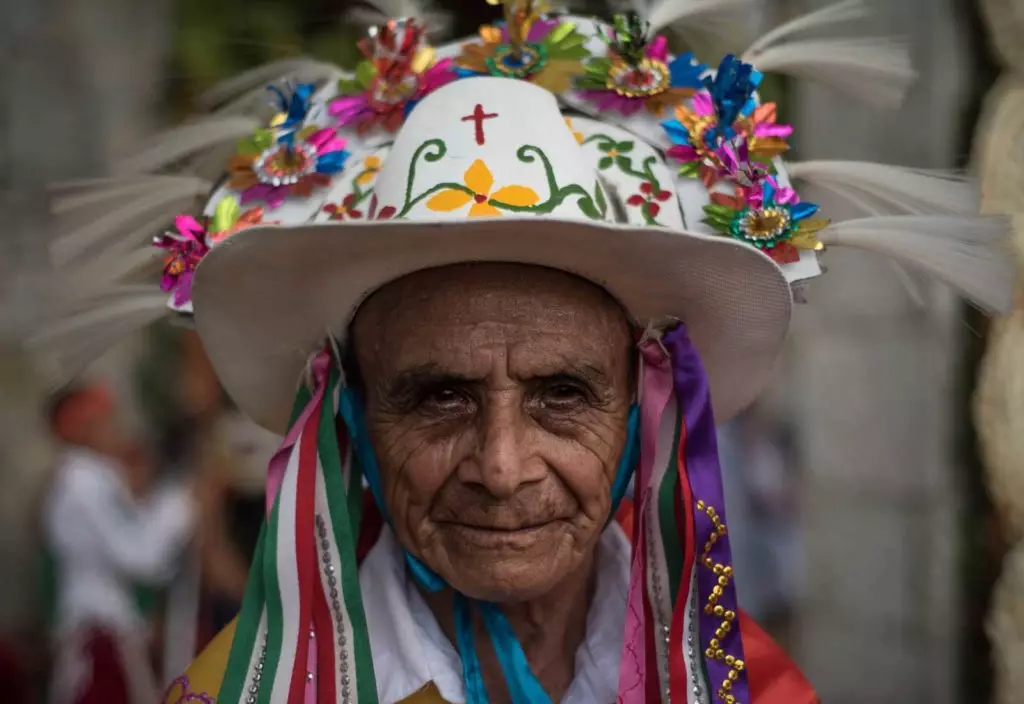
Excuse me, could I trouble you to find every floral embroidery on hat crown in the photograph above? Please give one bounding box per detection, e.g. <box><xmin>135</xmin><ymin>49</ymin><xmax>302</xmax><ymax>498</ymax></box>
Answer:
<box><xmin>577</xmin><ymin>12</ymin><xmax>707</xmax><ymax>117</ymax></box>
<box><xmin>455</xmin><ymin>0</ymin><xmax>591</xmax><ymax>93</ymax></box>
<box><xmin>393</xmin><ymin>138</ymin><xmax>607</xmax><ymax>221</ymax></box>
<box><xmin>228</xmin><ymin>83</ymin><xmax>350</xmax><ymax>208</ymax></box>
<box><xmin>323</xmin><ymin>153</ymin><xmax>388</xmax><ymax>221</ymax></box>
<box><xmin>329</xmin><ymin>18</ymin><xmax>458</xmax><ymax>134</ymax></box>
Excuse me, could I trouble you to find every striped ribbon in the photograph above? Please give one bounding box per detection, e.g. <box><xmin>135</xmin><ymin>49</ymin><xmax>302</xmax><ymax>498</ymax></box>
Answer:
<box><xmin>219</xmin><ymin>349</ymin><xmax>378</xmax><ymax>704</ymax></box>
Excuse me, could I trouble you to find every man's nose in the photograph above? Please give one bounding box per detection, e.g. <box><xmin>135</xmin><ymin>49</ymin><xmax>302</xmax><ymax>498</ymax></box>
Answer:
<box><xmin>458</xmin><ymin>390</ymin><xmax>545</xmax><ymax>499</ymax></box>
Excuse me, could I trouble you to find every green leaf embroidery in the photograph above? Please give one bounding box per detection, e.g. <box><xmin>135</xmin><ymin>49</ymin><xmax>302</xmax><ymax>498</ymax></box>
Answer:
<box><xmin>578</xmin><ymin>197</ymin><xmax>600</xmax><ymax>220</ymax></box>
<box><xmin>615</xmin><ymin>141</ymin><xmax>635</xmax><ymax>154</ymax></box>
<box><xmin>593</xmin><ymin>180</ymin><xmax>607</xmax><ymax>218</ymax></box>
<box><xmin>598</xmin><ymin>156</ymin><xmax>614</xmax><ymax>170</ymax></box>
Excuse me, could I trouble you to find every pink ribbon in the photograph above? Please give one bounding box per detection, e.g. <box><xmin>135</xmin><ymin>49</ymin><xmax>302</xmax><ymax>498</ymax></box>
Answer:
<box><xmin>265</xmin><ymin>350</ymin><xmax>332</xmax><ymax>516</ymax></box>
<box><xmin>617</xmin><ymin>338</ymin><xmax>675</xmax><ymax>703</ymax></box>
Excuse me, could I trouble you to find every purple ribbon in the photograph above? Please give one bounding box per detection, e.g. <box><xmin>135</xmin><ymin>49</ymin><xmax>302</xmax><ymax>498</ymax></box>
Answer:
<box><xmin>663</xmin><ymin>324</ymin><xmax>750</xmax><ymax>703</ymax></box>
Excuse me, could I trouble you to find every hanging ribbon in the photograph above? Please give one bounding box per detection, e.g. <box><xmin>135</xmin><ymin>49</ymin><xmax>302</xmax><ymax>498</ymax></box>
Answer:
<box><xmin>617</xmin><ymin>335</ymin><xmax>675</xmax><ymax>704</ymax></box>
<box><xmin>220</xmin><ymin>348</ymin><xmax>378</xmax><ymax>704</ymax></box>
<box><xmin>664</xmin><ymin>325</ymin><xmax>750</xmax><ymax>704</ymax></box>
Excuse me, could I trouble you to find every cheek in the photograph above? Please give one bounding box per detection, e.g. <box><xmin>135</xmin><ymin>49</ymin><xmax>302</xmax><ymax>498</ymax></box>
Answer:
<box><xmin>372</xmin><ymin>426</ymin><xmax>461</xmax><ymax>539</ymax></box>
<box><xmin>543</xmin><ymin>418</ymin><xmax>628</xmax><ymax>522</ymax></box>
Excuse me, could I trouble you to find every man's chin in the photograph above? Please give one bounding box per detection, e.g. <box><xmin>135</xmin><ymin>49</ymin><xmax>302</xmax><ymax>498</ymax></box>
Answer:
<box><xmin>447</xmin><ymin>565</ymin><xmax>567</xmax><ymax>603</ymax></box>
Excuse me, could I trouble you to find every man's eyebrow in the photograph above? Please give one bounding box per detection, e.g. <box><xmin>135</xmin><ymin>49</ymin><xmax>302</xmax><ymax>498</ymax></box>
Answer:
<box><xmin>380</xmin><ymin>362</ymin><xmax>615</xmax><ymax>394</ymax></box>
<box><xmin>380</xmin><ymin>364</ymin><xmax>479</xmax><ymax>396</ymax></box>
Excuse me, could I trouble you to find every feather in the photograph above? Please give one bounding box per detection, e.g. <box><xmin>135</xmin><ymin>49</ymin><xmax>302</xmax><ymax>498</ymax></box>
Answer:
<box><xmin>68</xmin><ymin>247</ymin><xmax>163</xmax><ymax>292</ymax></box>
<box><xmin>744</xmin><ymin>0</ymin><xmax>867</xmax><ymax>57</ymax></box>
<box><xmin>203</xmin><ymin>62</ymin><xmax>347</xmax><ymax>117</ymax></box>
<box><xmin>50</xmin><ymin>179</ymin><xmax>207</xmax><ymax>267</ymax></box>
<box><xmin>745</xmin><ymin>37</ymin><xmax>914</xmax><ymax>108</ymax></box>
<box><xmin>345</xmin><ymin>0</ymin><xmax>452</xmax><ymax>37</ymax></box>
<box><xmin>819</xmin><ymin>216</ymin><xmax>1015</xmax><ymax>314</ymax></box>
<box><xmin>742</xmin><ymin>0</ymin><xmax>915</xmax><ymax>108</ymax></box>
<box><xmin>112</xmin><ymin>116</ymin><xmax>261</xmax><ymax>175</ymax></box>
<box><xmin>787</xmin><ymin>161</ymin><xmax>979</xmax><ymax>216</ymax></box>
<box><xmin>51</xmin><ymin>175</ymin><xmax>211</xmax><ymax>215</ymax></box>
<box><xmin>28</xmin><ymin>295</ymin><xmax>170</xmax><ymax>392</ymax></box>
<box><xmin>619</xmin><ymin>0</ymin><xmax>763</xmax><ymax>49</ymax></box>
<box><xmin>197</xmin><ymin>59</ymin><xmax>339</xmax><ymax>111</ymax></box>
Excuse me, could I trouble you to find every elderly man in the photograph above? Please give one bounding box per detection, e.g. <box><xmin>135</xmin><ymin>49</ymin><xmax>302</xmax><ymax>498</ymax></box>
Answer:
<box><xmin>157</xmin><ymin>67</ymin><xmax>828</xmax><ymax>703</ymax></box>
<box><xmin>49</xmin><ymin>5</ymin><xmax>1008</xmax><ymax>703</ymax></box>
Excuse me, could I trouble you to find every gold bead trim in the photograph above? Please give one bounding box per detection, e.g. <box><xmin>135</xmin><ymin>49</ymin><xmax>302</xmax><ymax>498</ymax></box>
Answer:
<box><xmin>696</xmin><ymin>499</ymin><xmax>744</xmax><ymax>703</ymax></box>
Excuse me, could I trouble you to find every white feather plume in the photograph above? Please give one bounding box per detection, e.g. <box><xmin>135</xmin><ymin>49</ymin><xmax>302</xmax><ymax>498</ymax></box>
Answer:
<box><xmin>204</xmin><ymin>62</ymin><xmax>348</xmax><ymax>118</ymax></box>
<box><xmin>112</xmin><ymin>116</ymin><xmax>260</xmax><ymax>175</ymax></box>
<box><xmin>27</xmin><ymin>292</ymin><xmax>171</xmax><ymax>392</ymax></box>
<box><xmin>617</xmin><ymin>0</ymin><xmax>763</xmax><ymax>50</ymax></box>
<box><xmin>196</xmin><ymin>59</ymin><xmax>344</xmax><ymax>112</ymax></box>
<box><xmin>50</xmin><ymin>176</ymin><xmax>209</xmax><ymax>268</ymax></box>
<box><xmin>819</xmin><ymin>216</ymin><xmax>1015</xmax><ymax>314</ymax></box>
<box><xmin>787</xmin><ymin>161</ymin><xmax>980</xmax><ymax>216</ymax></box>
<box><xmin>744</xmin><ymin>0</ymin><xmax>867</xmax><ymax>57</ymax></box>
<box><xmin>345</xmin><ymin>0</ymin><xmax>452</xmax><ymax>38</ymax></box>
<box><xmin>742</xmin><ymin>0</ymin><xmax>916</xmax><ymax>108</ymax></box>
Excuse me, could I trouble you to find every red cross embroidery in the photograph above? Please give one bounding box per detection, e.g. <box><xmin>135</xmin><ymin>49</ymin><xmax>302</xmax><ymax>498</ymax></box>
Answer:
<box><xmin>461</xmin><ymin>104</ymin><xmax>499</xmax><ymax>146</ymax></box>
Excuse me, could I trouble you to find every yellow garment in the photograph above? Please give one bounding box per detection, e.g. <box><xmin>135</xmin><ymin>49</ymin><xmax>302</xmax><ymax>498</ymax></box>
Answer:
<box><xmin>163</xmin><ymin>619</ymin><xmax>450</xmax><ymax>703</ymax></box>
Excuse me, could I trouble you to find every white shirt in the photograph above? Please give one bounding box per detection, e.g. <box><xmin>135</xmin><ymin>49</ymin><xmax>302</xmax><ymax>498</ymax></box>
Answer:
<box><xmin>359</xmin><ymin>524</ymin><xmax>631</xmax><ymax>704</ymax></box>
<box><xmin>43</xmin><ymin>447</ymin><xmax>196</xmax><ymax>635</ymax></box>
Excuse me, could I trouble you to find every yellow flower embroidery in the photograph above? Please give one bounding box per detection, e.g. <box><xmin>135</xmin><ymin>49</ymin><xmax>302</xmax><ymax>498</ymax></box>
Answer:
<box><xmin>356</xmin><ymin>155</ymin><xmax>382</xmax><ymax>185</ymax></box>
<box><xmin>426</xmin><ymin>159</ymin><xmax>540</xmax><ymax>217</ymax></box>
<box><xmin>564</xmin><ymin>118</ymin><xmax>585</xmax><ymax>145</ymax></box>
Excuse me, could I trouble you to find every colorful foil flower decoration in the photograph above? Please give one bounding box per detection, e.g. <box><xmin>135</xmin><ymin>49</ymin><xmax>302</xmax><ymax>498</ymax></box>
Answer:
<box><xmin>703</xmin><ymin>177</ymin><xmax>828</xmax><ymax>265</ymax></box>
<box><xmin>154</xmin><ymin>215</ymin><xmax>210</xmax><ymax>308</ymax></box>
<box><xmin>577</xmin><ymin>13</ymin><xmax>707</xmax><ymax>116</ymax></box>
<box><xmin>663</xmin><ymin>55</ymin><xmax>789</xmax><ymax>182</ymax></box>
<box><xmin>207</xmin><ymin>196</ymin><xmax>275</xmax><ymax>244</ymax></box>
<box><xmin>330</xmin><ymin>18</ymin><xmax>458</xmax><ymax>134</ymax></box>
<box><xmin>228</xmin><ymin>124</ymin><xmax>349</xmax><ymax>208</ymax></box>
<box><xmin>456</xmin><ymin>1</ymin><xmax>590</xmax><ymax>94</ymax></box>
<box><xmin>267</xmin><ymin>82</ymin><xmax>317</xmax><ymax>147</ymax></box>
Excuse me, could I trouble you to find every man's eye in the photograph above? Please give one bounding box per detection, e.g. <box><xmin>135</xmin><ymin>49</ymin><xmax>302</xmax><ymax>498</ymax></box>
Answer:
<box><xmin>420</xmin><ymin>387</ymin><xmax>474</xmax><ymax>415</ymax></box>
<box><xmin>537</xmin><ymin>383</ymin><xmax>588</xmax><ymax>410</ymax></box>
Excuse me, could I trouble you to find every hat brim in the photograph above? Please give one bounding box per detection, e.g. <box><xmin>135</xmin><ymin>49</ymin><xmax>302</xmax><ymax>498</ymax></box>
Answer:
<box><xmin>192</xmin><ymin>217</ymin><xmax>792</xmax><ymax>433</ymax></box>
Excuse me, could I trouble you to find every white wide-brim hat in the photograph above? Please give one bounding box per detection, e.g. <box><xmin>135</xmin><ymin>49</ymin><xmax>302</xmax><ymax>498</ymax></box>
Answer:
<box><xmin>192</xmin><ymin>76</ymin><xmax>792</xmax><ymax>433</ymax></box>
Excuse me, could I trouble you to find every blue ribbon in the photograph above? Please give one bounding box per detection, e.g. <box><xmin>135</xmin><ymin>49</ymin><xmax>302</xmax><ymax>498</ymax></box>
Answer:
<box><xmin>340</xmin><ymin>387</ymin><xmax>640</xmax><ymax>701</ymax></box>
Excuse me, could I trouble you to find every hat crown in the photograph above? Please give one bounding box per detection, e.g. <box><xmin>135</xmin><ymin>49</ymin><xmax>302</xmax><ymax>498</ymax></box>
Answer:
<box><xmin>371</xmin><ymin>76</ymin><xmax>611</xmax><ymax>224</ymax></box>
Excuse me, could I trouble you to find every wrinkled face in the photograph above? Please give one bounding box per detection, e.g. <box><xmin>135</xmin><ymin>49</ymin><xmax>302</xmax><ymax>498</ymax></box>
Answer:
<box><xmin>352</xmin><ymin>264</ymin><xmax>633</xmax><ymax>602</ymax></box>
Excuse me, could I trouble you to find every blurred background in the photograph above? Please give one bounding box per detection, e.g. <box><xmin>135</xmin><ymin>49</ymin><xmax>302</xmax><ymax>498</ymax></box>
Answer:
<box><xmin>1</xmin><ymin>0</ymin><xmax>1022</xmax><ymax>703</ymax></box>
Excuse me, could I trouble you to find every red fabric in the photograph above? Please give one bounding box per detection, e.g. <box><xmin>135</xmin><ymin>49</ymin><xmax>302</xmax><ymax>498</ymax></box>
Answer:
<box><xmin>612</xmin><ymin>497</ymin><xmax>819</xmax><ymax>704</ymax></box>
<box><xmin>740</xmin><ymin>613</ymin><xmax>820</xmax><ymax>704</ymax></box>
<box><xmin>73</xmin><ymin>630</ymin><xmax>129</xmax><ymax>704</ymax></box>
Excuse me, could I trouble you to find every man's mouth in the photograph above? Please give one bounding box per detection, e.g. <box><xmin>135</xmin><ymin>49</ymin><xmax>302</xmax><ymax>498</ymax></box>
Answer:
<box><xmin>439</xmin><ymin>519</ymin><xmax>556</xmax><ymax>533</ymax></box>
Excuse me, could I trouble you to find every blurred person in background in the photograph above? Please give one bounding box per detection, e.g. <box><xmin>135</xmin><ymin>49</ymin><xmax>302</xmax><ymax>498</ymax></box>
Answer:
<box><xmin>718</xmin><ymin>406</ymin><xmax>803</xmax><ymax>645</ymax></box>
<box><xmin>42</xmin><ymin>382</ymin><xmax>197</xmax><ymax>704</ymax></box>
